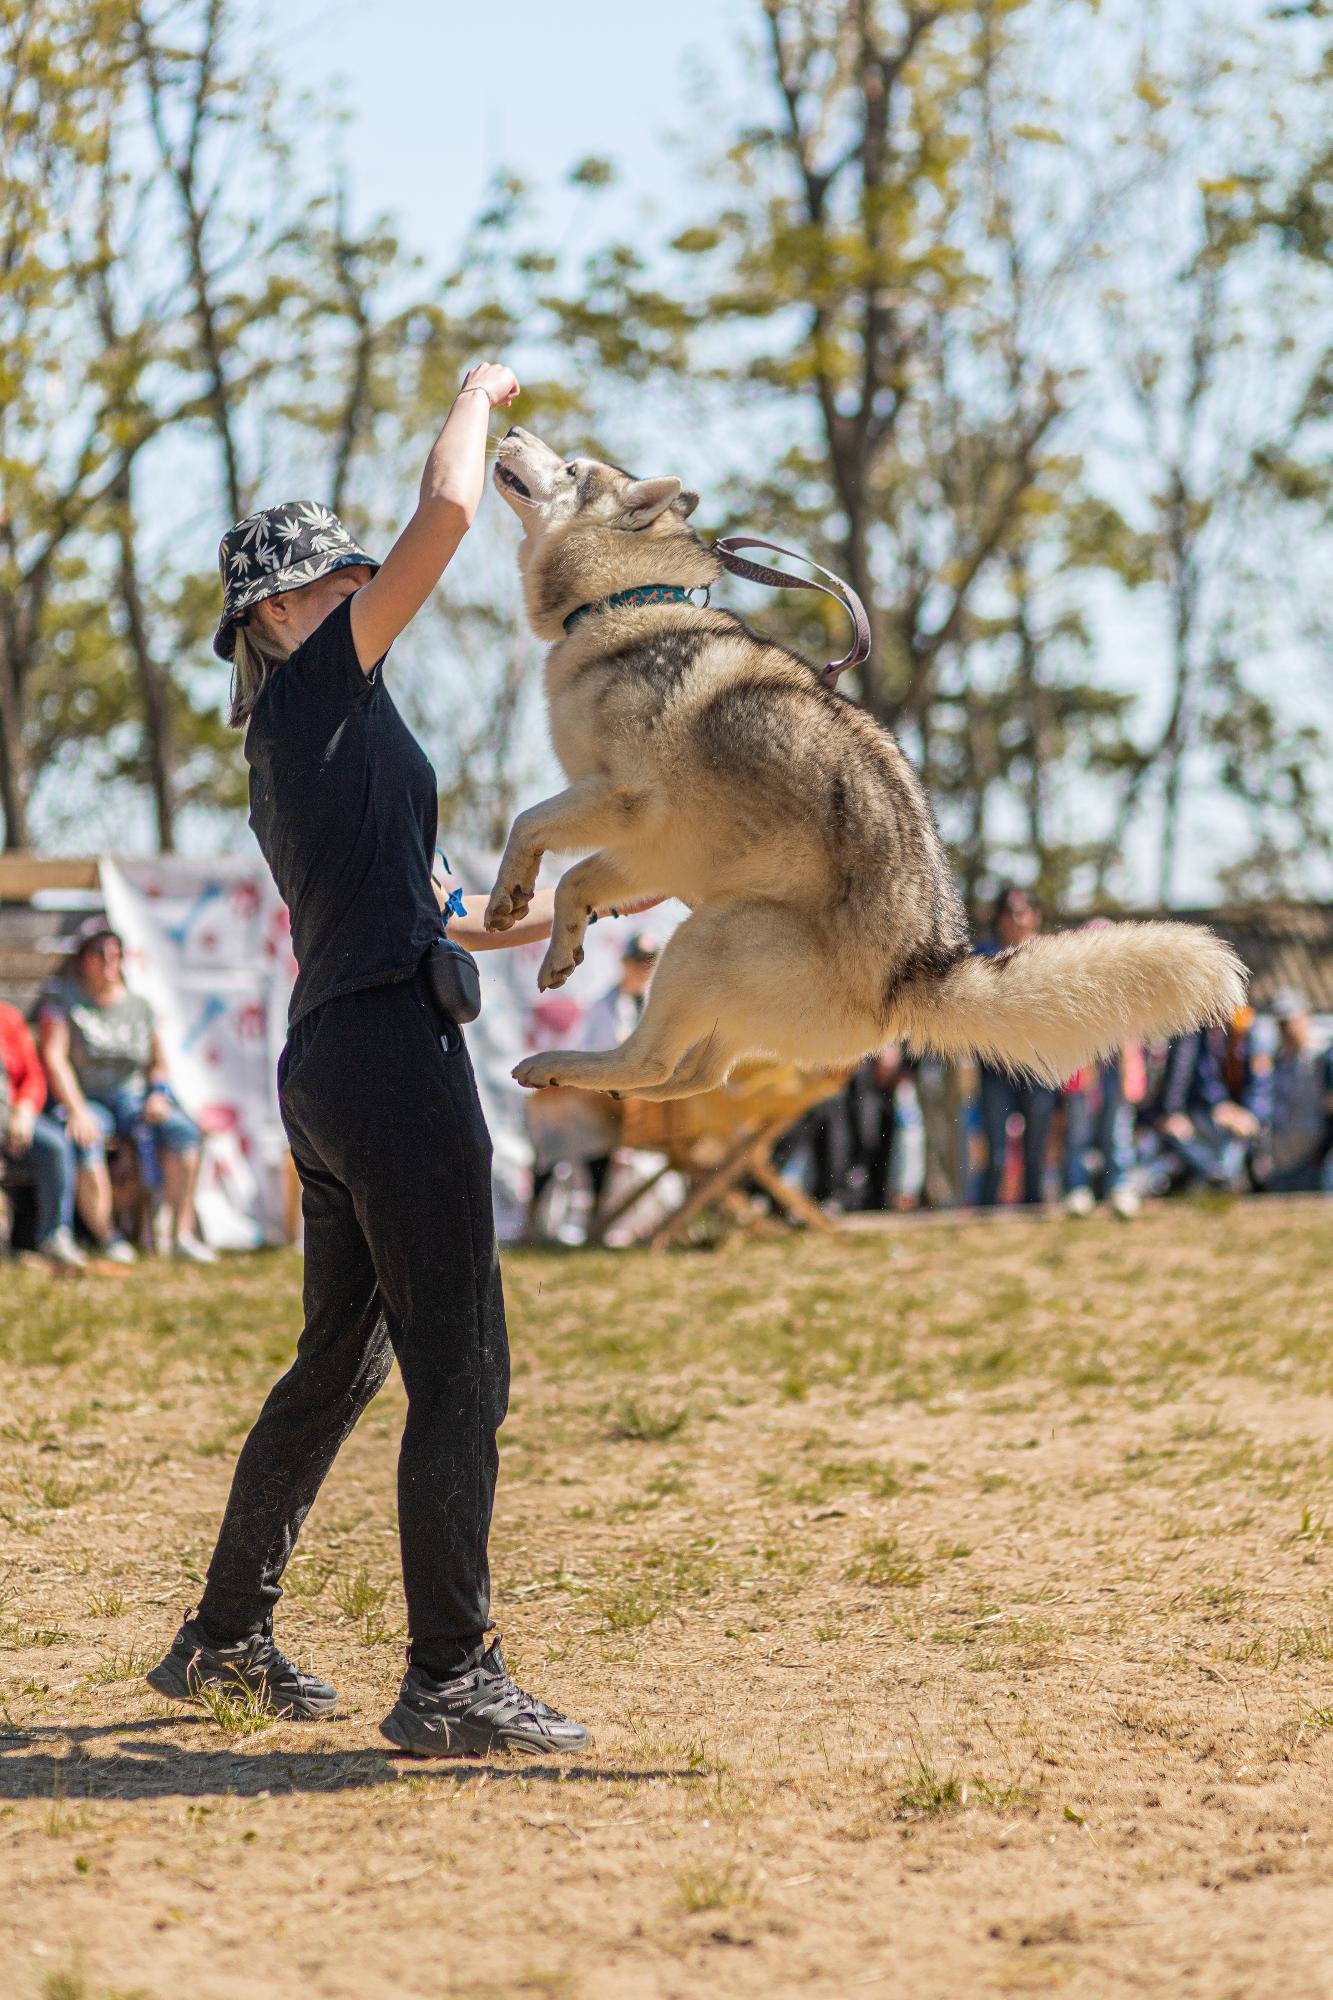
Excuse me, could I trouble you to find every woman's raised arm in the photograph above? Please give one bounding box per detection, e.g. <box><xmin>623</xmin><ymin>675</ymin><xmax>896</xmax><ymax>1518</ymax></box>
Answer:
<box><xmin>349</xmin><ymin>361</ymin><xmax>520</xmax><ymax>672</ymax></box>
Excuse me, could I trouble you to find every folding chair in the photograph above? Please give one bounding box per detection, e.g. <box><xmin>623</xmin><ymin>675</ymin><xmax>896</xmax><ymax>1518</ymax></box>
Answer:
<box><xmin>592</xmin><ymin>1062</ymin><xmax>848</xmax><ymax>1250</ymax></box>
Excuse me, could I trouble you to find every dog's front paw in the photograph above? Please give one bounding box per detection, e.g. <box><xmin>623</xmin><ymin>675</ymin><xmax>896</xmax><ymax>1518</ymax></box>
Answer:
<box><xmin>513</xmin><ymin>1052</ymin><xmax>570</xmax><ymax>1091</ymax></box>
<box><xmin>537</xmin><ymin>942</ymin><xmax>584</xmax><ymax>992</ymax></box>
<box><xmin>485</xmin><ymin>878</ymin><xmax>534</xmax><ymax>932</ymax></box>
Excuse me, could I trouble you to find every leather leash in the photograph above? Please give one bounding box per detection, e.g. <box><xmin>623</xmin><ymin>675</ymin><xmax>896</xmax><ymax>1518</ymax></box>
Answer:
<box><xmin>711</xmin><ymin>534</ymin><xmax>872</xmax><ymax>687</ymax></box>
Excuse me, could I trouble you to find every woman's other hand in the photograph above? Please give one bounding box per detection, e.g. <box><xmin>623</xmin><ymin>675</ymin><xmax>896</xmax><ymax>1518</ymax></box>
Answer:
<box><xmin>460</xmin><ymin>362</ymin><xmax>520</xmax><ymax>410</ymax></box>
<box><xmin>67</xmin><ymin>1104</ymin><xmax>101</xmax><ymax>1150</ymax></box>
<box><xmin>143</xmin><ymin>1087</ymin><xmax>172</xmax><ymax>1126</ymax></box>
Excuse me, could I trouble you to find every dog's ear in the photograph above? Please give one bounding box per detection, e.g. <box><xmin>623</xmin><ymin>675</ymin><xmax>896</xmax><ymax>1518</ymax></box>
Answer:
<box><xmin>623</xmin><ymin>476</ymin><xmax>682</xmax><ymax>529</ymax></box>
<box><xmin>674</xmin><ymin>489</ymin><xmax>700</xmax><ymax>519</ymax></box>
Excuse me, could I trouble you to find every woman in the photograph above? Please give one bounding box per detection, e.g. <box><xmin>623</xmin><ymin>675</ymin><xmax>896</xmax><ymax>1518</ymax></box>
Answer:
<box><xmin>147</xmin><ymin>362</ymin><xmax>590</xmax><ymax>1759</ymax></box>
<box><xmin>39</xmin><ymin>920</ymin><xmax>211</xmax><ymax>1263</ymax></box>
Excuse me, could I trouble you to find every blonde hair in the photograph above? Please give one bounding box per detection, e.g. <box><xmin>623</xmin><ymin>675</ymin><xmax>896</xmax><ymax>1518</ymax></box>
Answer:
<box><xmin>228</xmin><ymin>615</ymin><xmax>287</xmax><ymax>729</ymax></box>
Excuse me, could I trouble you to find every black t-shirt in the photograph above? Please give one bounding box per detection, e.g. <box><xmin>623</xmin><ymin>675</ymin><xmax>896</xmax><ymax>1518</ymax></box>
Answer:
<box><xmin>245</xmin><ymin>596</ymin><xmax>442</xmax><ymax>1025</ymax></box>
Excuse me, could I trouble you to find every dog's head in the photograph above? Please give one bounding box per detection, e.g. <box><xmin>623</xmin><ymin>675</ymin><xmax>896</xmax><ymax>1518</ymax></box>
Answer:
<box><xmin>493</xmin><ymin>427</ymin><xmax>700</xmax><ymax>541</ymax></box>
<box><xmin>493</xmin><ymin>429</ymin><xmax>713</xmax><ymax>640</ymax></box>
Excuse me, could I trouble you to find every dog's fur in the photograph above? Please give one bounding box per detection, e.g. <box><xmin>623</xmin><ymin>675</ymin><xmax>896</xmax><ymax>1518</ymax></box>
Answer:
<box><xmin>486</xmin><ymin>427</ymin><xmax>1245</xmax><ymax>1099</ymax></box>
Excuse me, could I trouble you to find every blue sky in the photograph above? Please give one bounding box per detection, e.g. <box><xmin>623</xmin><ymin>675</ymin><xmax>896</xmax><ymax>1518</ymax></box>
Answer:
<box><xmin>294</xmin><ymin>0</ymin><xmax>751</xmax><ymax>256</ymax></box>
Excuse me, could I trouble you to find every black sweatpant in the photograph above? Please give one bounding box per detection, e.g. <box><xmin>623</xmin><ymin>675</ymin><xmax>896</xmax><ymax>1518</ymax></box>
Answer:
<box><xmin>197</xmin><ymin>972</ymin><xmax>509</xmax><ymax>1663</ymax></box>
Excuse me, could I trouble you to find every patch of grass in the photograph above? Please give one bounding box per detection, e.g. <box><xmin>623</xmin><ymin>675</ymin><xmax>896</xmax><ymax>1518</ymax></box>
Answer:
<box><xmin>846</xmin><ymin>1534</ymin><xmax>924</xmax><ymax>1588</ymax></box>
<box><xmin>86</xmin><ymin>1589</ymin><xmax>126</xmax><ymax>1618</ymax></box>
<box><xmin>609</xmin><ymin>1397</ymin><xmax>691</xmax><ymax>1443</ymax></box>
<box><xmin>42</xmin><ymin>1970</ymin><xmax>153</xmax><ymax>2000</ymax></box>
<box><xmin>1</xmin><ymin>1414</ymin><xmax>58</xmax><ymax>1446</ymax></box>
<box><xmin>893</xmin><ymin>1747</ymin><xmax>965</xmax><ymax>1820</ymax></box>
<box><xmin>591</xmin><ymin>1535</ymin><xmax>726</xmax><ymax>1632</ymax></box>
<box><xmin>30</xmin><ymin>1475</ymin><xmax>90</xmax><ymax>1511</ymax></box>
<box><xmin>791</xmin><ymin>1456</ymin><xmax>901</xmax><ymax>1505</ymax></box>
<box><xmin>1296</xmin><ymin>1506</ymin><xmax>1331</xmax><ymax>1548</ymax></box>
<box><xmin>890</xmin><ymin>1739</ymin><xmax>1041</xmax><ymax>1820</ymax></box>
<box><xmin>596</xmin><ymin>1581</ymin><xmax>660</xmax><ymax>1632</ymax></box>
<box><xmin>193</xmin><ymin>1676</ymin><xmax>277</xmax><ymax>1738</ymax></box>
<box><xmin>674</xmin><ymin>1859</ymin><xmax>753</xmax><ymax>1913</ymax></box>
<box><xmin>1221</xmin><ymin>1623</ymin><xmax>1333</xmax><ymax>1668</ymax></box>
<box><xmin>332</xmin><ymin>1568</ymin><xmax>393</xmax><ymax>1645</ymax></box>
<box><xmin>85</xmin><ymin>1648</ymin><xmax>152</xmax><ymax>1687</ymax></box>
<box><xmin>285</xmin><ymin>1560</ymin><xmax>334</xmax><ymax>1601</ymax></box>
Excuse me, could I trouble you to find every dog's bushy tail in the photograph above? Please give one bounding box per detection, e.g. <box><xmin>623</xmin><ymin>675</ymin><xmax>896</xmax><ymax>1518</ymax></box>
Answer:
<box><xmin>890</xmin><ymin>923</ymin><xmax>1246</xmax><ymax>1085</ymax></box>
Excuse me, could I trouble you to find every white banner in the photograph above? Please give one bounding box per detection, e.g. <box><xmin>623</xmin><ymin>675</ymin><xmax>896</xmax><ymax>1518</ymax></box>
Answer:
<box><xmin>98</xmin><ymin>857</ymin><xmax>295</xmax><ymax>1248</ymax></box>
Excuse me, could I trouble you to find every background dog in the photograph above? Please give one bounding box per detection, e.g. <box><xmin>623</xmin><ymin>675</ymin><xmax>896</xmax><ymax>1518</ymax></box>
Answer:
<box><xmin>488</xmin><ymin>427</ymin><xmax>1244</xmax><ymax>1101</ymax></box>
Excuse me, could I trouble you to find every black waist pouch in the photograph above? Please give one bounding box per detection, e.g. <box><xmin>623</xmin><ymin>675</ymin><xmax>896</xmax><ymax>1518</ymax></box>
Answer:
<box><xmin>422</xmin><ymin>936</ymin><xmax>482</xmax><ymax>1026</ymax></box>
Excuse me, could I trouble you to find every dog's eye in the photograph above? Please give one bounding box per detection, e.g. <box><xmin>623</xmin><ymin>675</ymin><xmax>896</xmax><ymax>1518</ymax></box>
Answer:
<box><xmin>565</xmin><ymin>463</ymin><xmax>577</xmax><ymax>477</ymax></box>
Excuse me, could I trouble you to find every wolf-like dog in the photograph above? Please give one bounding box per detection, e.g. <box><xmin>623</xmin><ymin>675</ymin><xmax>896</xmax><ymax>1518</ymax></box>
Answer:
<box><xmin>486</xmin><ymin>427</ymin><xmax>1244</xmax><ymax>1101</ymax></box>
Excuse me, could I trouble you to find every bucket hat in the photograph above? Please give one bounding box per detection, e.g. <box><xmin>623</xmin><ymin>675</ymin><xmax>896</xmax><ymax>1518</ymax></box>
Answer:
<box><xmin>213</xmin><ymin>501</ymin><xmax>380</xmax><ymax>660</ymax></box>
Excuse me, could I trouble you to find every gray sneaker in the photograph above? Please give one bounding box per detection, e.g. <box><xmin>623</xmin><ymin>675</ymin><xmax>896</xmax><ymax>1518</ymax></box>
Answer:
<box><xmin>380</xmin><ymin>1641</ymin><xmax>589</xmax><ymax>1759</ymax></box>
<box><xmin>147</xmin><ymin>1616</ymin><xmax>336</xmax><ymax>1719</ymax></box>
<box><xmin>39</xmin><ymin>1225</ymin><xmax>87</xmax><ymax>1269</ymax></box>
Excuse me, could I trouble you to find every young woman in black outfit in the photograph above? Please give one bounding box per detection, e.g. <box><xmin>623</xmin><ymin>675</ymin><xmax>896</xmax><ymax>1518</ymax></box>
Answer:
<box><xmin>147</xmin><ymin>362</ymin><xmax>589</xmax><ymax>1757</ymax></box>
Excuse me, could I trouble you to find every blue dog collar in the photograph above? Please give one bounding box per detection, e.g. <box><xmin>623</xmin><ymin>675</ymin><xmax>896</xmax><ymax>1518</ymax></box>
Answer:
<box><xmin>563</xmin><ymin>584</ymin><xmax>704</xmax><ymax>634</ymax></box>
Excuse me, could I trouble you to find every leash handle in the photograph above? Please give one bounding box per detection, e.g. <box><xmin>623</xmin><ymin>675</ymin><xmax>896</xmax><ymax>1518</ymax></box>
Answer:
<box><xmin>711</xmin><ymin>534</ymin><xmax>872</xmax><ymax>686</ymax></box>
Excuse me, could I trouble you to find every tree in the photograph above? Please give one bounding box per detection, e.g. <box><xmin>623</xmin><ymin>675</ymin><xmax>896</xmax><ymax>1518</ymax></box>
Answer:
<box><xmin>1080</xmin><ymin>17</ymin><xmax>1333</xmax><ymax>904</ymax></box>
<box><xmin>535</xmin><ymin>0</ymin><xmax>1331</xmax><ymax>909</ymax></box>
<box><xmin>0</xmin><ymin>0</ymin><xmax>172</xmax><ymax>849</ymax></box>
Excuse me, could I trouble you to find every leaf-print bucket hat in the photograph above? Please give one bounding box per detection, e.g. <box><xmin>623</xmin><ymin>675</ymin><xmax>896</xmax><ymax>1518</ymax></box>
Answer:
<box><xmin>212</xmin><ymin>500</ymin><xmax>380</xmax><ymax>659</ymax></box>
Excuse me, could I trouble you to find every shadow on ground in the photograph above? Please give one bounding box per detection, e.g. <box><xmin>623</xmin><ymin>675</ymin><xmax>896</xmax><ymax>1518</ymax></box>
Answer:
<box><xmin>0</xmin><ymin>1719</ymin><xmax>701</xmax><ymax>1800</ymax></box>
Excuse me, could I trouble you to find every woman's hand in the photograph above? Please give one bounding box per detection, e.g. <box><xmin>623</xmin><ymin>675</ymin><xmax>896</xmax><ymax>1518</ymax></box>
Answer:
<box><xmin>67</xmin><ymin>1104</ymin><xmax>101</xmax><ymax>1150</ymax></box>
<box><xmin>460</xmin><ymin>362</ymin><xmax>520</xmax><ymax>410</ymax></box>
<box><xmin>5</xmin><ymin>1100</ymin><xmax>36</xmax><ymax>1157</ymax></box>
<box><xmin>143</xmin><ymin>1087</ymin><xmax>172</xmax><ymax>1126</ymax></box>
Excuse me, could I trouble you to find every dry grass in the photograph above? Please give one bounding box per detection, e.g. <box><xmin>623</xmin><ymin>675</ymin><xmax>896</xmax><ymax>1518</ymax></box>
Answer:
<box><xmin>0</xmin><ymin>1199</ymin><xmax>1331</xmax><ymax>1998</ymax></box>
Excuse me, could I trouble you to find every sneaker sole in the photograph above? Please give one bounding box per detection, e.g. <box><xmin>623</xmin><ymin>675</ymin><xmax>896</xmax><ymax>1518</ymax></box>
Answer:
<box><xmin>145</xmin><ymin>1658</ymin><xmax>336</xmax><ymax>1720</ymax></box>
<box><xmin>378</xmin><ymin>1709</ymin><xmax>588</xmax><ymax>1760</ymax></box>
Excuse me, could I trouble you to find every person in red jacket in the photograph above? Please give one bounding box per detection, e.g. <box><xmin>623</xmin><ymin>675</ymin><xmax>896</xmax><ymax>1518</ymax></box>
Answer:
<box><xmin>0</xmin><ymin>1001</ymin><xmax>83</xmax><ymax>1266</ymax></box>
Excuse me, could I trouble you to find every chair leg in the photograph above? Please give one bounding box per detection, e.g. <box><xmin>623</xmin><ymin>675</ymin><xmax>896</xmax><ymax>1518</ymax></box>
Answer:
<box><xmin>748</xmin><ymin>1155</ymin><xmax>837</xmax><ymax>1233</ymax></box>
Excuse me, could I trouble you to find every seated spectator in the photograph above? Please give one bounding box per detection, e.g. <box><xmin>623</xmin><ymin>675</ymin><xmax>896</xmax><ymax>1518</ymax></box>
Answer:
<box><xmin>1062</xmin><ymin>1044</ymin><xmax>1145</xmax><ymax>1220</ymax></box>
<box><xmin>1255</xmin><ymin>988</ymin><xmax>1333</xmax><ymax>1194</ymax></box>
<box><xmin>38</xmin><ymin>919</ymin><xmax>214</xmax><ymax>1264</ymax></box>
<box><xmin>975</xmin><ymin>887</ymin><xmax>1057</xmax><ymax>1207</ymax></box>
<box><xmin>0</xmin><ymin>999</ymin><xmax>83</xmax><ymax>1267</ymax></box>
<box><xmin>1154</xmin><ymin>1015</ymin><xmax>1266</xmax><ymax>1192</ymax></box>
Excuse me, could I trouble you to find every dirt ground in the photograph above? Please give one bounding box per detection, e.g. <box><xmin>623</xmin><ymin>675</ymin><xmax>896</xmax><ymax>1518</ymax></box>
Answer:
<box><xmin>1</xmin><ymin>1197</ymin><xmax>1331</xmax><ymax>2000</ymax></box>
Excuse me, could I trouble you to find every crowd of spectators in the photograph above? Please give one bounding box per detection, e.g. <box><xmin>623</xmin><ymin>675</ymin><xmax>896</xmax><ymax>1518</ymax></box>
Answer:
<box><xmin>1</xmin><ymin>917</ymin><xmax>212</xmax><ymax>1269</ymax></box>
<box><xmin>787</xmin><ymin>889</ymin><xmax>1332</xmax><ymax>1220</ymax></box>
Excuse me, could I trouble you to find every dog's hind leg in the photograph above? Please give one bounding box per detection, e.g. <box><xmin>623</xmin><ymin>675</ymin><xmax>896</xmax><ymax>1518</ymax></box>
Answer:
<box><xmin>538</xmin><ymin>851</ymin><xmax>661</xmax><ymax>992</ymax></box>
<box><xmin>629</xmin><ymin>1030</ymin><xmax>739</xmax><ymax>1102</ymax></box>
<box><xmin>512</xmin><ymin>901</ymin><xmax>860</xmax><ymax>1097</ymax></box>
